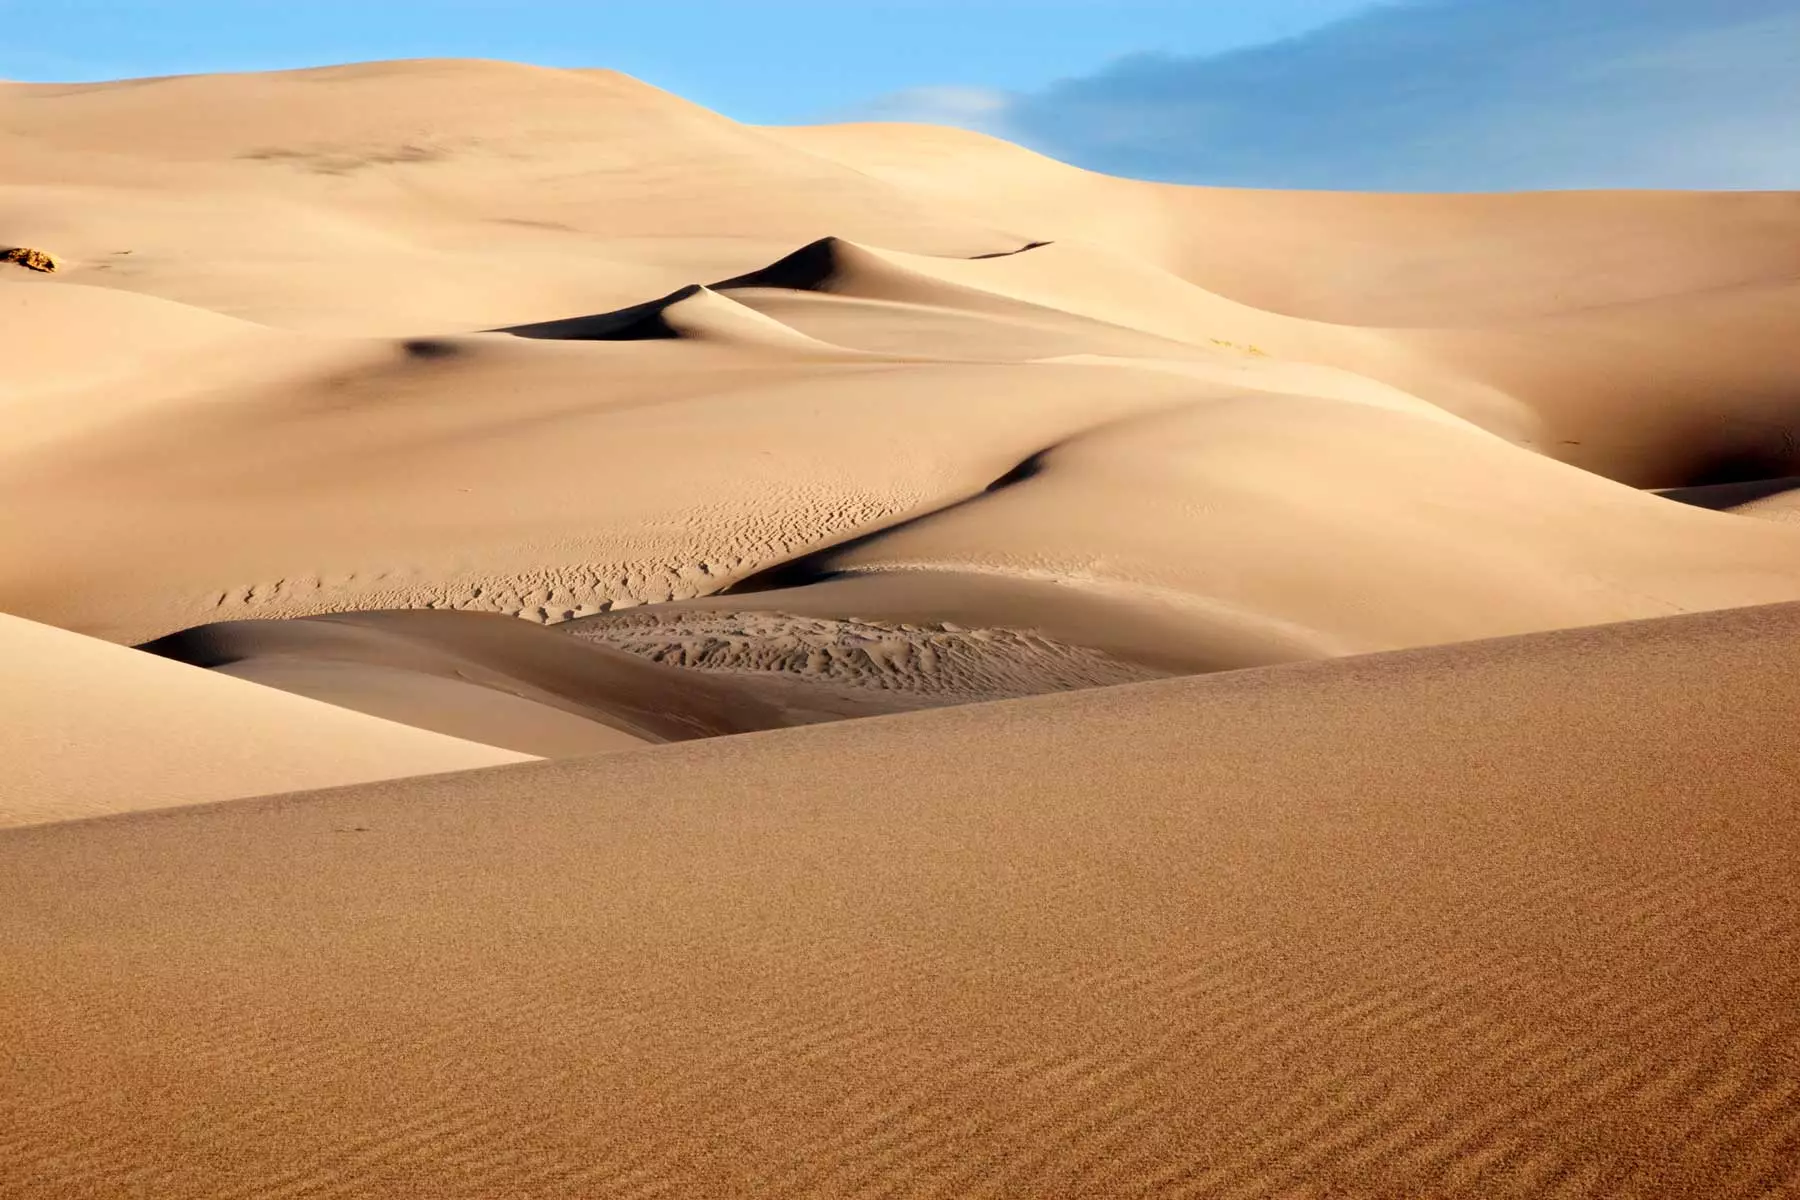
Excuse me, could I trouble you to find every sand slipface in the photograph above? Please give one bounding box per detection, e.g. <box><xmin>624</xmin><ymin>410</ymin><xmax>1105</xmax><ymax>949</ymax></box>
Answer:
<box><xmin>3</xmin><ymin>56</ymin><xmax>1800</xmax><ymax>1198</ymax></box>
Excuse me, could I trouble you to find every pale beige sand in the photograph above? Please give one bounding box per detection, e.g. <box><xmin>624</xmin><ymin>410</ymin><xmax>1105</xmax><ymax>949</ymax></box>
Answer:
<box><xmin>717</xmin><ymin>375</ymin><xmax>1800</xmax><ymax>662</ymax></box>
<box><xmin>7</xmin><ymin>60</ymin><xmax>1800</xmax><ymax>661</ymax></box>
<box><xmin>8</xmin><ymin>232</ymin><xmax>1800</xmax><ymax>669</ymax></box>
<box><xmin>0</xmin><ymin>612</ymin><xmax>528</xmax><ymax>828</ymax></box>
<box><xmin>4</xmin><ymin>602</ymin><xmax>1798</xmax><ymax>1197</ymax></box>
<box><xmin>771</xmin><ymin>122</ymin><xmax>1800</xmax><ymax>323</ymax></box>
<box><xmin>0</xmin><ymin>309</ymin><xmax>1237</xmax><ymax>644</ymax></box>
<box><xmin>770</xmin><ymin>125</ymin><xmax>1800</xmax><ymax>485</ymax></box>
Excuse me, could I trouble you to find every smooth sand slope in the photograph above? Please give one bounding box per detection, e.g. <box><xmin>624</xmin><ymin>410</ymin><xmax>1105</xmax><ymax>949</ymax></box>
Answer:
<box><xmin>5</xmin><ymin>602</ymin><xmax>1799</xmax><ymax>1197</ymax></box>
<box><xmin>0</xmin><ymin>612</ymin><xmax>528</xmax><ymax>828</ymax></box>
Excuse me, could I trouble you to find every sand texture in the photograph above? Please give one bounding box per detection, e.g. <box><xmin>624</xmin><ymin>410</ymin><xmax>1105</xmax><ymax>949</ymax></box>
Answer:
<box><xmin>4</xmin><ymin>58</ymin><xmax>1800</xmax><ymax>1197</ymax></box>
<box><xmin>6</xmin><ymin>603</ymin><xmax>1800</xmax><ymax>1197</ymax></box>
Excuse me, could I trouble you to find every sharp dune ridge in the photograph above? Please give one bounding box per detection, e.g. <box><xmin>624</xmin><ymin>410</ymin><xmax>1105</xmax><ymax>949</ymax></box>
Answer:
<box><xmin>4</xmin><ymin>56</ymin><xmax>1800</xmax><ymax>1196</ymax></box>
<box><xmin>496</xmin><ymin>282</ymin><xmax>850</xmax><ymax>354</ymax></box>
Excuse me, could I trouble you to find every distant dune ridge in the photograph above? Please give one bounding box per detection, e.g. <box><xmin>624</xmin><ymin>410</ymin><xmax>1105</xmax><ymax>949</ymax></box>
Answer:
<box><xmin>3</xmin><ymin>58</ymin><xmax>1800</xmax><ymax>1196</ymax></box>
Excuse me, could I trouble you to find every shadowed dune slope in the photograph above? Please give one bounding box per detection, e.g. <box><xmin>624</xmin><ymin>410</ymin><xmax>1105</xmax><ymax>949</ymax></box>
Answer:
<box><xmin>496</xmin><ymin>282</ymin><xmax>850</xmax><ymax>354</ymax></box>
<box><xmin>564</xmin><ymin>605</ymin><xmax>1164</xmax><ymax>702</ymax></box>
<box><xmin>4</xmin><ymin>602</ymin><xmax>1799</xmax><ymax>1196</ymax></box>
<box><xmin>0</xmin><ymin>612</ymin><xmax>528</xmax><ymax>828</ymax></box>
<box><xmin>139</xmin><ymin>608</ymin><xmax>1125</xmax><ymax>756</ymax></box>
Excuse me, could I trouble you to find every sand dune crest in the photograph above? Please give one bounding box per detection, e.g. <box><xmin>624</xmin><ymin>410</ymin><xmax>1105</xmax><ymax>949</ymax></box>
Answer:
<box><xmin>498</xmin><ymin>282</ymin><xmax>847</xmax><ymax>353</ymax></box>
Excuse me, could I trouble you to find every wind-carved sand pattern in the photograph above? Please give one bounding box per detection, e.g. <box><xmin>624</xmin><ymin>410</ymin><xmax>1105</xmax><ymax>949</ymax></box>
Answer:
<box><xmin>6</xmin><ymin>606</ymin><xmax>1800</xmax><ymax>1197</ymax></box>
<box><xmin>205</xmin><ymin>560</ymin><xmax>722</xmax><ymax>625</ymax></box>
<box><xmin>197</xmin><ymin>489</ymin><xmax>932</xmax><ymax>627</ymax></box>
<box><xmin>567</xmin><ymin>609</ymin><xmax>1164</xmax><ymax>702</ymax></box>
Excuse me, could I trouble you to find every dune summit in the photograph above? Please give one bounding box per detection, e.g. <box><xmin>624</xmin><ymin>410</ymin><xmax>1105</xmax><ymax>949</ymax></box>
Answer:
<box><xmin>3</xmin><ymin>57</ymin><xmax>1800</xmax><ymax>1197</ymax></box>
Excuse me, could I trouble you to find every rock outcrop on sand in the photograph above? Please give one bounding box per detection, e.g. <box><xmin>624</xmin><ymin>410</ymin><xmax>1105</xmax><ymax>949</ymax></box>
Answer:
<box><xmin>2</xmin><ymin>246</ymin><xmax>57</xmax><ymax>272</ymax></box>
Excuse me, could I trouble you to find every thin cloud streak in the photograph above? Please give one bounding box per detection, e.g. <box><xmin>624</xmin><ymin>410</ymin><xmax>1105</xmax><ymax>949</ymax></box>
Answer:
<box><xmin>857</xmin><ymin>0</ymin><xmax>1800</xmax><ymax>191</ymax></box>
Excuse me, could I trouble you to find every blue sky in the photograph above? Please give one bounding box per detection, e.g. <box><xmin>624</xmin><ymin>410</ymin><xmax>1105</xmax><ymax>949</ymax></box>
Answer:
<box><xmin>4</xmin><ymin>0</ymin><xmax>1796</xmax><ymax>191</ymax></box>
<box><xmin>996</xmin><ymin>0</ymin><xmax>1800</xmax><ymax>190</ymax></box>
<box><xmin>0</xmin><ymin>0</ymin><xmax>1375</xmax><ymax>123</ymax></box>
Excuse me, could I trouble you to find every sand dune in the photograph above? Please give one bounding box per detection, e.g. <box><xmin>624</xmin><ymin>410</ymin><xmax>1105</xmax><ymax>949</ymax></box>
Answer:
<box><xmin>774</xmin><ymin>122</ymin><xmax>1800</xmax><ymax>320</ymax></box>
<box><xmin>771</xmin><ymin>126</ymin><xmax>1800</xmax><ymax>482</ymax></box>
<box><xmin>721</xmin><ymin>381</ymin><xmax>1800</xmax><ymax>665</ymax></box>
<box><xmin>9</xmin><ymin>61</ymin><xmax>1800</xmax><ymax>657</ymax></box>
<box><xmin>0</xmin><ymin>324</ymin><xmax>1231</xmax><ymax>643</ymax></box>
<box><xmin>567</xmin><ymin>607</ymin><xmax>1162</xmax><ymax>701</ymax></box>
<box><xmin>11</xmin><ymin>225</ymin><xmax>1800</xmax><ymax>662</ymax></box>
<box><xmin>0</xmin><ymin>60</ymin><xmax>1019</xmax><ymax>334</ymax></box>
<box><xmin>0</xmin><ymin>280</ymin><xmax>324</xmax><ymax>445</ymax></box>
<box><xmin>140</xmin><ymin>607</ymin><xmax>1134</xmax><ymax>755</ymax></box>
<box><xmin>498</xmin><ymin>282</ymin><xmax>854</xmax><ymax>355</ymax></box>
<box><xmin>0</xmin><ymin>612</ymin><xmax>527</xmax><ymax>828</ymax></box>
<box><xmin>6</xmin><ymin>602</ymin><xmax>1799</xmax><ymax>1196</ymax></box>
<box><xmin>6</xmin><ymin>57</ymin><xmax>1800</xmax><ymax>1196</ymax></box>
<box><xmin>1404</xmin><ymin>277</ymin><xmax>1800</xmax><ymax>485</ymax></box>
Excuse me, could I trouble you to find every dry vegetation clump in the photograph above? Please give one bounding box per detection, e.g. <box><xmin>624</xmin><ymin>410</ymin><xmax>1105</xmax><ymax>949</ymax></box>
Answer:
<box><xmin>2</xmin><ymin>247</ymin><xmax>58</xmax><ymax>272</ymax></box>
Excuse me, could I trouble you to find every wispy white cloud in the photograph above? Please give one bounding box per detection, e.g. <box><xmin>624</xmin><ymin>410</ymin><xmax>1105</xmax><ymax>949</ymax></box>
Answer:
<box><xmin>844</xmin><ymin>0</ymin><xmax>1800</xmax><ymax>191</ymax></box>
<box><xmin>822</xmin><ymin>85</ymin><xmax>1017</xmax><ymax>135</ymax></box>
